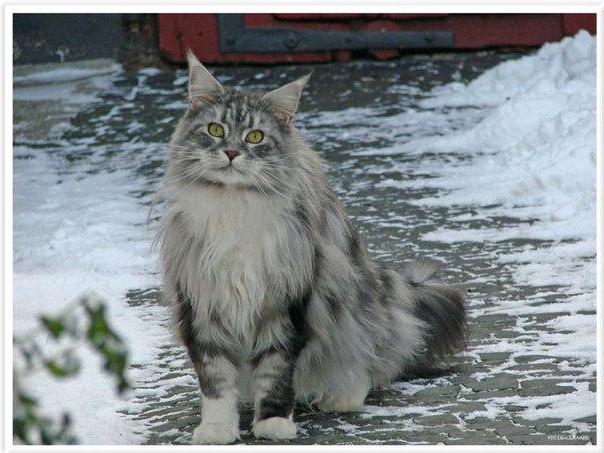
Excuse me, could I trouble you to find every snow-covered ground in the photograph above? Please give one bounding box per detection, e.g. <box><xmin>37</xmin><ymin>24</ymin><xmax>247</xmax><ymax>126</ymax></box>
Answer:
<box><xmin>13</xmin><ymin>62</ymin><xmax>170</xmax><ymax>443</ymax></box>
<box><xmin>12</xmin><ymin>31</ymin><xmax>596</xmax><ymax>445</ymax></box>
<box><xmin>380</xmin><ymin>30</ymin><xmax>597</xmax><ymax>358</ymax></box>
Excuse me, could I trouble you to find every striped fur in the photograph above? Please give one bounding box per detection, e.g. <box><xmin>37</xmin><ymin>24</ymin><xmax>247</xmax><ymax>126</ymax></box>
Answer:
<box><xmin>157</xmin><ymin>53</ymin><xmax>467</xmax><ymax>444</ymax></box>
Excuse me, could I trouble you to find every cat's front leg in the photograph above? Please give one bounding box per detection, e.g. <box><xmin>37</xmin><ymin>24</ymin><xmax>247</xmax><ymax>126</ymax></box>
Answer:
<box><xmin>177</xmin><ymin>293</ymin><xmax>240</xmax><ymax>444</ymax></box>
<box><xmin>250</xmin><ymin>298</ymin><xmax>308</xmax><ymax>442</ymax></box>
<box><xmin>191</xmin><ymin>350</ymin><xmax>240</xmax><ymax>445</ymax></box>
<box><xmin>250</xmin><ymin>344</ymin><xmax>298</xmax><ymax>440</ymax></box>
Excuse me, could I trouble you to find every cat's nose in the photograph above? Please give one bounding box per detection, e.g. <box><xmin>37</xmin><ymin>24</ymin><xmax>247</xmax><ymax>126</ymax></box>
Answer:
<box><xmin>224</xmin><ymin>150</ymin><xmax>240</xmax><ymax>162</ymax></box>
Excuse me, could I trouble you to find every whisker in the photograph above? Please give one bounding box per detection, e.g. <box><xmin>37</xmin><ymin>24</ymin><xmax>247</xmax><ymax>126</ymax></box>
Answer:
<box><xmin>255</xmin><ymin>171</ymin><xmax>298</xmax><ymax>202</ymax></box>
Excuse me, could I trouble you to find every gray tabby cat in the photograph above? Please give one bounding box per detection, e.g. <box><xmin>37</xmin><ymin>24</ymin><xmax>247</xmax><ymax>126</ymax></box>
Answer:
<box><xmin>157</xmin><ymin>51</ymin><xmax>467</xmax><ymax>444</ymax></box>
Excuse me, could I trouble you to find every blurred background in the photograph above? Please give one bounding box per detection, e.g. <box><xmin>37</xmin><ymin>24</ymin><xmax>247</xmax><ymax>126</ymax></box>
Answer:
<box><xmin>13</xmin><ymin>13</ymin><xmax>596</xmax><ymax>68</ymax></box>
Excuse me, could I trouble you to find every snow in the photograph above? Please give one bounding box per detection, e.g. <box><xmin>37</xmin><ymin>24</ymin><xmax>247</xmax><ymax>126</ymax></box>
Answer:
<box><xmin>482</xmin><ymin>381</ymin><xmax>595</xmax><ymax>425</ymax></box>
<box><xmin>13</xmin><ymin>64</ymin><xmax>121</xmax><ymax>86</ymax></box>
<box><xmin>421</xmin><ymin>31</ymin><xmax>595</xmax><ymax>108</ymax></box>
<box><xmin>380</xmin><ymin>31</ymin><xmax>597</xmax><ymax>360</ymax></box>
<box><xmin>13</xmin><ymin>66</ymin><xmax>170</xmax><ymax>444</ymax></box>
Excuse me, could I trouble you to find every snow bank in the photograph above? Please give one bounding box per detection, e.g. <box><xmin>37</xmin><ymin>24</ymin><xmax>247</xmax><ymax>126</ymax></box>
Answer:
<box><xmin>421</xmin><ymin>30</ymin><xmax>595</xmax><ymax>108</ymax></box>
<box><xmin>393</xmin><ymin>31</ymin><xmax>596</xmax><ymax>224</ymax></box>
<box><xmin>381</xmin><ymin>31</ymin><xmax>596</xmax><ymax>358</ymax></box>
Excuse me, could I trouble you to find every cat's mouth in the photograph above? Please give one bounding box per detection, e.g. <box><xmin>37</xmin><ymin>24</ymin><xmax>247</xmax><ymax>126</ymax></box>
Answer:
<box><xmin>219</xmin><ymin>164</ymin><xmax>241</xmax><ymax>173</ymax></box>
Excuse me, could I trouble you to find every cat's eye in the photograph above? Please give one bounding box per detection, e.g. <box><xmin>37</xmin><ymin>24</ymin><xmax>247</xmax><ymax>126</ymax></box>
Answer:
<box><xmin>208</xmin><ymin>123</ymin><xmax>225</xmax><ymax>138</ymax></box>
<box><xmin>245</xmin><ymin>130</ymin><xmax>264</xmax><ymax>144</ymax></box>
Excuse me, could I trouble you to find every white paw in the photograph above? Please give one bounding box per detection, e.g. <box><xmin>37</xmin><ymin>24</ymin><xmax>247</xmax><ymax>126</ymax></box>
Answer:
<box><xmin>252</xmin><ymin>416</ymin><xmax>297</xmax><ymax>440</ymax></box>
<box><xmin>319</xmin><ymin>395</ymin><xmax>365</xmax><ymax>413</ymax></box>
<box><xmin>191</xmin><ymin>422</ymin><xmax>239</xmax><ymax>445</ymax></box>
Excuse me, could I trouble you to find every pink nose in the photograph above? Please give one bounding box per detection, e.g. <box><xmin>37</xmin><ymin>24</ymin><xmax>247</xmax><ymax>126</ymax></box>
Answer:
<box><xmin>224</xmin><ymin>150</ymin><xmax>240</xmax><ymax>162</ymax></box>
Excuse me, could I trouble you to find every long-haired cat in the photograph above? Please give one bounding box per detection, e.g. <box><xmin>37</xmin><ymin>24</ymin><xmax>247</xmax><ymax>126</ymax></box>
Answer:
<box><xmin>157</xmin><ymin>51</ymin><xmax>467</xmax><ymax>444</ymax></box>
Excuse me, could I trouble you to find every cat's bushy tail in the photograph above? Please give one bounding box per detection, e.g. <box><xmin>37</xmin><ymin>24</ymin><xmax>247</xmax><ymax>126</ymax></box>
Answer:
<box><xmin>402</xmin><ymin>261</ymin><xmax>468</xmax><ymax>378</ymax></box>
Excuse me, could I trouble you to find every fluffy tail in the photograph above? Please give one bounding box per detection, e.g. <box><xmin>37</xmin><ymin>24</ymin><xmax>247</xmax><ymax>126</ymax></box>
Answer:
<box><xmin>402</xmin><ymin>261</ymin><xmax>467</xmax><ymax>379</ymax></box>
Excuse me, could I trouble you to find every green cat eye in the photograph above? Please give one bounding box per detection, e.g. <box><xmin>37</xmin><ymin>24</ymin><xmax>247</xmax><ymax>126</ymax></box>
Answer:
<box><xmin>208</xmin><ymin>123</ymin><xmax>225</xmax><ymax>138</ymax></box>
<box><xmin>245</xmin><ymin>130</ymin><xmax>264</xmax><ymax>144</ymax></box>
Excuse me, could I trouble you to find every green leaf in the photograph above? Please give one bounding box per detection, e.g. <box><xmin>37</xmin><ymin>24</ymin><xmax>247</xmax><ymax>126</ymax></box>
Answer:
<box><xmin>45</xmin><ymin>361</ymin><xmax>69</xmax><ymax>377</ymax></box>
<box><xmin>81</xmin><ymin>299</ymin><xmax>131</xmax><ymax>393</ymax></box>
<box><xmin>40</xmin><ymin>425</ymin><xmax>54</xmax><ymax>445</ymax></box>
<box><xmin>15</xmin><ymin>296</ymin><xmax>134</xmax><ymax>444</ymax></box>
<box><xmin>44</xmin><ymin>359</ymin><xmax>79</xmax><ymax>378</ymax></box>
<box><xmin>13</xmin><ymin>417</ymin><xmax>29</xmax><ymax>444</ymax></box>
<box><xmin>57</xmin><ymin>414</ymin><xmax>72</xmax><ymax>439</ymax></box>
<box><xmin>85</xmin><ymin>304</ymin><xmax>109</xmax><ymax>347</ymax></box>
<box><xmin>40</xmin><ymin>316</ymin><xmax>65</xmax><ymax>338</ymax></box>
<box><xmin>19</xmin><ymin>346</ymin><xmax>35</xmax><ymax>369</ymax></box>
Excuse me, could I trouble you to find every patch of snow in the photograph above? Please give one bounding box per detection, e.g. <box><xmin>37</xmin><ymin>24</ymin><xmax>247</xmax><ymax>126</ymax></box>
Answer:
<box><xmin>14</xmin><ymin>64</ymin><xmax>121</xmax><ymax>86</ymax></box>
<box><xmin>362</xmin><ymin>404</ymin><xmax>447</xmax><ymax>418</ymax></box>
<box><xmin>13</xmin><ymin>67</ymin><xmax>168</xmax><ymax>444</ymax></box>
<box><xmin>486</xmin><ymin>382</ymin><xmax>595</xmax><ymax>424</ymax></box>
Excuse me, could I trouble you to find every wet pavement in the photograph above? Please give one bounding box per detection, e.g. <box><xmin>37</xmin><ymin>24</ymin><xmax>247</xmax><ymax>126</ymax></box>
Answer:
<box><xmin>13</xmin><ymin>52</ymin><xmax>596</xmax><ymax>445</ymax></box>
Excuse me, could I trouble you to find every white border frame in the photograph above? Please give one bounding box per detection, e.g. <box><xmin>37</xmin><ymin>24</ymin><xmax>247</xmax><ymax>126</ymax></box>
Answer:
<box><xmin>3</xmin><ymin>2</ymin><xmax>603</xmax><ymax>453</ymax></box>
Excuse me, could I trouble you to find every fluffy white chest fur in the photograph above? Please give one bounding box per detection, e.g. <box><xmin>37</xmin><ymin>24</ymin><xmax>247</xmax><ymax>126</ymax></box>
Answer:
<box><xmin>175</xmin><ymin>186</ymin><xmax>290</xmax><ymax>337</ymax></box>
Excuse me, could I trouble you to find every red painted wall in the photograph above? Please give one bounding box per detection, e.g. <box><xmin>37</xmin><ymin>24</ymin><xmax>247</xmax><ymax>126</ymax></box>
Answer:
<box><xmin>158</xmin><ymin>13</ymin><xmax>596</xmax><ymax>64</ymax></box>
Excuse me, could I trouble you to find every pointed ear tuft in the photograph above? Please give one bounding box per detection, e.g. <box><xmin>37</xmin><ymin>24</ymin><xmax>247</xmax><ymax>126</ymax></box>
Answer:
<box><xmin>262</xmin><ymin>73</ymin><xmax>311</xmax><ymax>124</ymax></box>
<box><xmin>187</xmin><ymin>49</ymin><xmax>224</xmax><ymax>107</ymax></box>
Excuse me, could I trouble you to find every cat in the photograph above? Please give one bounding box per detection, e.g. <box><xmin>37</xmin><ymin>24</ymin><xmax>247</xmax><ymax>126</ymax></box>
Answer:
<box><xmin>157</xmin><ymin>50</ymin><xmax>467</xmax><ymax>444</ymax></box>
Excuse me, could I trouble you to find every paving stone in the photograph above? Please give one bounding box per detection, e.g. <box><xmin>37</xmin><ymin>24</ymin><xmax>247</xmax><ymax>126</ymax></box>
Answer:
<box><xmin>575</xmin><ymin>415</ymin><xmax>596</xmax><ymax>424</ymax></box>
<box><xmin>518</xmin><ymin>379</ymin><xmax>575</xmax><ymax>397</ymax></box>
<box><xmin>555</xmin><ymin>370</ymin><xmax>585</xmax><ymax>376</ymax></box>
<box><xmin>515</xmin><ymin>355</ymin><xmax>556</xmax><ymax>364</ymax></box>
<box><xmin>507</xmin><ymin>363</ymin><xmax>558</xmax><ymax>372</ymax></box>
<box><xmin>538</xmin><ymin>424</ymin><xmax>573</xmax><ymax>434</ymax></box>
<box><xmin>505</xmin><ymin>404</ymin><xmax>526</xmax><ymax>413</ymax></box>
<box><xmin>361</xmin><ymin>431</ymin><xmax>426</xmax><ymax>442</ymax></box>
<box><xmin>413</xmin><ymin>385</ymin><xmax>461</xmax><ymax>400</ymax></box>
<box><xmin>445</xmin><ymin>436</ymin><xmax>507</xmax><ymax>445</ymax></box>
<box><xmin>447</xmin><ymin>402</ymin><xmax>488</xmax><ymax>414</ymax></box>
<box><xmin>464</xmin><ymin>389</ymin><xmax>517</xmax><ymax>400</ymax></box>
<box><xmin>479</xmin><ymin>352</ymin><xmax>511</xmax><ymax>362</ymax></box>
<box><xmin>461</xmin><ymin>416</ymin><xmax>493</xmax><ymax>425</ymax></box>
<box><xmin>465</xmin><ymin>374</ymin><xmax>519</xmax><ymax>391</ymax></box>
<box><xmin>520</xmin><ymin>378</ymin><xmax>573</xmax><ymax>388</ymax></box>
<box><xmin>495</xmin><ymin>423</ymin><xmax>533</xmax><ymax>437</ymax></box>
<box><xmin>513</xmin><ymin>416</ymin><xmax>563</xmax><ymax>427</ymax></box>
<box><xmin>472</xmin><ymin>314</ymin><xmax>511</xmax><ymax>325</ymax></box>
<box><xmin>437</xmin><ymin>427</ymin><xmax>467</xmax><ymax>439</ymax></box>
<box><xmin>495</xmin><ymin>330</ymin><xmax>519</xmax><ymax>339</ymax></box>
<box><xmin>415</xmin><ymin>414</ymin><xmax>459</xmax><ymax>426</ymax></box>
<box><xmin>450</xmin><ymin>373</ymin><xmax>477</xmax><ymax>385</ymax></box>
<box><xmin>507</xmin><ymin>434</ymin><xmax>567</xmax><ymax>445</ymax></box>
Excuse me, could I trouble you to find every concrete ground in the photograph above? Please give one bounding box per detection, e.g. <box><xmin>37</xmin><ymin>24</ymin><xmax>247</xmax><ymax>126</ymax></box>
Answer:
<box><xmin>13</xmin><ymin>52</ymin><xmax>597</xmax><ymax>445</ymax></box>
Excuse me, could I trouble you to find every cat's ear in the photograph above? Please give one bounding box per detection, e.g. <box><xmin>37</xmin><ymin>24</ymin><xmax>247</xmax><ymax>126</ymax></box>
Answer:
<box><xmin>262</xmin><ymin>73</ymin><xmax>311</xmax><ymax>124</ymax></box>
<box><xmin>187</xmin><ymin>49</ymin><xmax>224</xmax><ymax>108</ymax></box>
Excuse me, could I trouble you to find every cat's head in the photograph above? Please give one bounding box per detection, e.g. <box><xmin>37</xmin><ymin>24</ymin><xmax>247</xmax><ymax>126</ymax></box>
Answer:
<box><xmin>167</xmin><ymin>50</ymin><xmax>310</xmax><ymax>190</ymax></box>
